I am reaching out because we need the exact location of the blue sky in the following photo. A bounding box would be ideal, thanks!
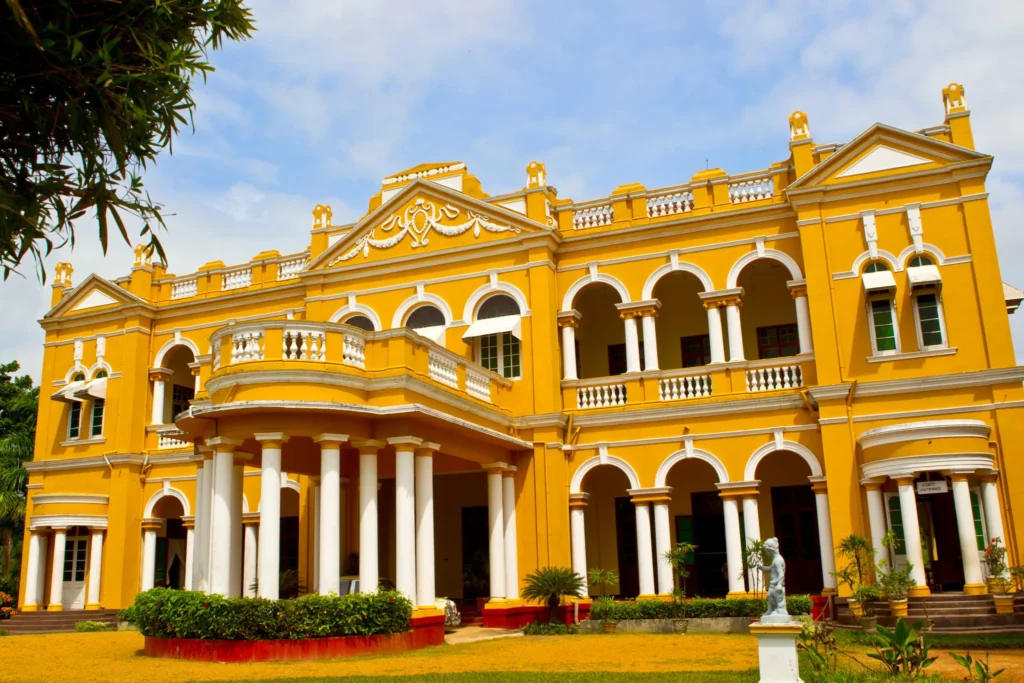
[5,0,1024,380]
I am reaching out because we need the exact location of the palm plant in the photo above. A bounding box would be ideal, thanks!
[521,566,584,623]
[664,542,697,597]
[587,567,618,598]
[0,377,37,587]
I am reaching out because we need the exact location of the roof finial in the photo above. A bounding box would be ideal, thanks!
[526,161,547,189]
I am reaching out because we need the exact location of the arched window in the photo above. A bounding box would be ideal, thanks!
[467,295,522,379]
[478,294,520,320]
[67,372,86,439]
[405,305,445,329]
[864,261,889,273]
[344,315,374,332]
[94,370,108,379]
[908,255,934,268]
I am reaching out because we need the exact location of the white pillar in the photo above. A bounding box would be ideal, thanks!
[316,434,346,596]
[950,473,986,593]
[86,529,104,609]
[896,477,929,594]
[502,469,519,600]
[229,462,244,597]
[570,496,589,593]
[256,433,286,599]
[793,291,813,354]
[34,532,48,607]
[23,531,46,610]
[141,524,158,592]
[706,304,726,364]
[48,528,67,610]
[209,438,242,596]
[810,478,838,592]
[623,315,642,373]
[415,444,438,607]
[150,377,166,424]
[390,437,419,603]
[560,320,578,381]
[634,500,656,597]
[486,465,507,600]
[725,302,745,362]
[980,475,1008,577]
[356,440,383,593]
[864,480,889,570]
[653,501,673,595]
[243,522,258,598]
[312,480,320,592]
[721,496,746,596]
[194,452,214,592]
[183,521,195,592]
[641,313,659,371]
[742,495,761,592]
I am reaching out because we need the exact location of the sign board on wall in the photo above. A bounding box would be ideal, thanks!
[916,480,949,495]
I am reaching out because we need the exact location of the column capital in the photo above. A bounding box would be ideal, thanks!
[482,461,508,472]
[502,465,518,478]
[255,432,289,446]
[208,436,244,451]
[242,512,260,527]
[894,475,916,487]
[187,361,202,376]
[809,476,828,495]
[197,444,215,459]
[861,476,887,491]
[414,442,440,458]
[626,487,672,504]
[181,516,195,530]
[787,279,808,298]
[557,310,582,329]
[977,469,1000,483]
[314,433,349,446]
[387,436,424,449]
[616,300,661,319]
[699,287,744,309]
[569,492,590,509]
[233,452,254,466]
[947,471,972,483]
[148,367,174,381]
[716,481,759,499]
[351,438,386,454]
[141,519,164,532]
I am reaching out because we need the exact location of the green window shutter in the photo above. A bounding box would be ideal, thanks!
[887,496,906,554]
[675,516,695,564]
[970,491,986,551]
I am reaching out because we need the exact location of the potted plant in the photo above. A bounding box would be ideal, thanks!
[983,538,1014,615]
[664,542,696,634]
[833,534,874,618]
[521,566,585,626]
[853,583,882,632]
[744,538,768,598]
[587,567,618,599]
[877,561,914,618]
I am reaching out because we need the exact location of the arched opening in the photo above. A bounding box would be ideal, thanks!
[158,345,197,423]
[735,259,798,361]
[151,495,187,590]
[753,450,823,595]
[574,283,627,378]
[405,305,445,329]
[468,294,522,379]
[665,458,728,596]
[652,271,709,370]
[279,487,301,598]
[581,466,636,597]
[343,315,374,332]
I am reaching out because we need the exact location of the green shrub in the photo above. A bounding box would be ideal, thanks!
[116,604,137,623]
[75,621,112,632]
[0,629,10,636]
[129,587,412,640]
[523,621,578,635]
[589,595,812,622]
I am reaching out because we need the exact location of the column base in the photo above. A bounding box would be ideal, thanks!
[412,606,444,618]
[963,583,988,596]
[821,587,839,597]
[20,604,40,612]
[636,593,661,601]
[47,604,64,612]
[908,585,931,598]
[85,603,101,611]
[726,591,749,599]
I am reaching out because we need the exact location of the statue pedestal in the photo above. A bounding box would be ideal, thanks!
[750,619,803,683]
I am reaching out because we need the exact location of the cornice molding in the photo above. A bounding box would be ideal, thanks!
[852,366,1024,398]
[29,514,108,530]
[31,494,109,506]
[857,419,990,450]
[861,453,994,480]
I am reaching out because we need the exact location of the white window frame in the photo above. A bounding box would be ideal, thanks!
[866,296,901,357]
[475,332,522,380]
[882,492,909,569]
[67,400,83,440]
[89,399,104,438]
[911,290,948,351]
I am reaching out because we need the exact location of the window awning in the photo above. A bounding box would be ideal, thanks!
[76,377,107,401]
[50,380,86,404]
[907,264,942,287]
[862,270,897,293]
[412,325,447,345]
[462,315,522,341]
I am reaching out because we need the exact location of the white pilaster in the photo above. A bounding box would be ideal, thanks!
[183,520,195,592]
[560,321,578,381]
[150,380,166,424]
[502,468,519,600]
[229,462,244,597]
[864,480,889,569]
[725,303,745,362]
[48,528,67,610]
[209,437,242,596]
[623,315,642,373]
[641,314,659,371]
[896,477,929,593]
[389,436,420,603]
[141,524,158,592]
[312,479,320,592]
[243,521,258,598]
[355,440,383,593]
[415,443,439,607]
[793,294,813,354]
[256,433,286,599]
[742,494,761,592]
[950,474,985,592]
[706,305,726,364]
[721,497,746,595]
[485,464,507,600]
[980,475,1008,577]
[653,502,673,595]
[23,531,46,610]
[85,529,104,609]
[634,501,656,597]
[315,433,347,596]
[570,495,589,593]
[810,478,838,592]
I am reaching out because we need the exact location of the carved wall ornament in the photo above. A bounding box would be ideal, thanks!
[331,199,521,264]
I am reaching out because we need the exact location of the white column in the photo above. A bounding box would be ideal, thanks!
[415,444,438,607]
[864,480,889,569]
[316,434,346,596]
[194,452,213,592]
[209,438,241,596]
[48,528,67,610]
[502,468,519,600]
[742,495,761,592]
[980,475,1008,577]
[706,304,726,364]
[356,440,383,593]
[570,496,589,593]
[183,521,195,592]
[256,433,286,599]
[623,315,642,373]
[23,531,46,610]
[634,500,656,597]
[793,292,813,354]
[725,302,745,362]
[896,477,929,593]
[243,522,258,598]
[950,473,986,593]
[204,453,217,591]
[141,524,158,592]
[560,321,578,381]
[34,533,48,607]
[229,462,244,597]
[653,501,673,595]
[86,529,104,609]
[721,497,746,595]
[312,480,320,592]
[641,314,659,372]
[150,377,166,424]
[810,478,838,592]
[486,465,507,600]
[390,437,419,603]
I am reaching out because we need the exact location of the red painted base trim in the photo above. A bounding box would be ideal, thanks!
[143,621,444,663]
[481,603,591,629]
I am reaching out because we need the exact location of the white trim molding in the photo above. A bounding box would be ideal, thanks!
[30,494,109,506]
[561,269,632,311]
[391,291,454,329]
[744,439,824,480]
[143,486,192,517]
[29,514,108,530]
[726,248,802,289]
[861,453,995,480]
[654,444,729,486]
[329,298,383,330]
[641,258,713,298]
[570,454,641,493]
[462,279,531,321]
[857,419,990,450]
[154,335,201,368]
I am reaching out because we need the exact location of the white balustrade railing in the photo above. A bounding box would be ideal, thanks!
[158,430,189,450]
[277,256,307,280]
[283,328,326,361]
[342,334,365,368]
[231,330,265,363]
[170,278,197,300]
[746,363,803,392]
[573,204,614,230]
[647,191,694,217]
[465,367,491,402]
[659,374,712,401]
[428,350,459,388]
[223,268,252,290]
[728,177,774,204]
[577,382,627,409]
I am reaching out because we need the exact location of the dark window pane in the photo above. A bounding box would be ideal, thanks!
[405,305,445,329]
[757,324,798,359]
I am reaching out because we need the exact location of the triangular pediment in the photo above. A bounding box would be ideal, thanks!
[788,123,991,193]
[309,179,549,271]
[45,273,147,319]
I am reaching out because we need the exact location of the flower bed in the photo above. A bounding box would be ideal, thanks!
[588,595,812,622]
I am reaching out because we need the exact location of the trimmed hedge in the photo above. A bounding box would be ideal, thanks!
[130,587,412,640]
[523,621,579,636]
[588,595,812,621]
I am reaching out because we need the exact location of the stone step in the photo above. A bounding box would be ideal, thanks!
[3,610,118,635]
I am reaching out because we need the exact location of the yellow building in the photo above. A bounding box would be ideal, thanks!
[18,83,1024,624]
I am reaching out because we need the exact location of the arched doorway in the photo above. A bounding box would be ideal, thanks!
[734,259,800,361]
[653,271,711,370]
[664,458,728,596]
[581,465,636,597]
[152,344,197,425]
[150,495,187,589]
[574,283,628,378]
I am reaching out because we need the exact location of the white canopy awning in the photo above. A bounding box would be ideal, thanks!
[412,325,447,345]
[75,377,107,401]
[50,380,86,404]
[906,264,942,287]
[862,270,897,293]
[461,315,522,341]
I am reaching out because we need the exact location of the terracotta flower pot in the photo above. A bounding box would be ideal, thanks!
[672,618,688,634]
[602,621,618,634]
[847,599,864,617]
[888,599,908,618]
[859,616,877,633]
[994,595,1015,615]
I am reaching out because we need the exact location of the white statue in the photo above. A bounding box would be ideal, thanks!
[760,537,788,619]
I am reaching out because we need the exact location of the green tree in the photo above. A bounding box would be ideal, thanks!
[1,0,255,280]
[0,360,37,596]
[521,566,584,623]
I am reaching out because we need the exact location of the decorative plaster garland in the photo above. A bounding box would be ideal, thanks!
[332,199,521,264]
